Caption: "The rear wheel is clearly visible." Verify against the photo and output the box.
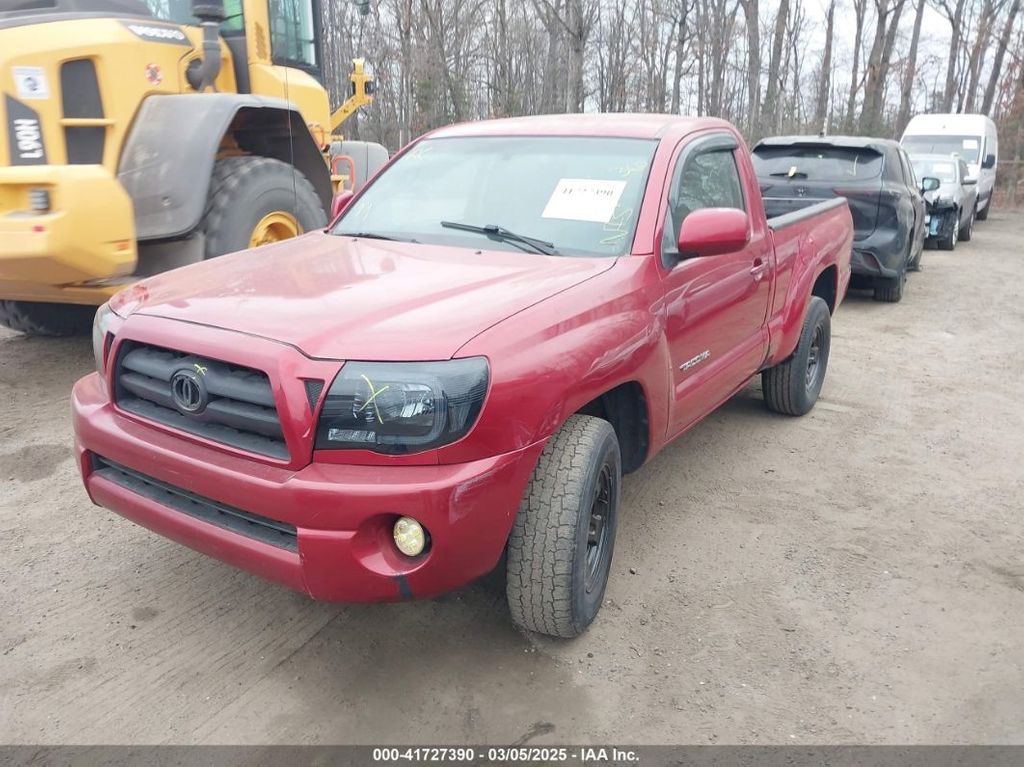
[873,268,905,302]
[506,415,621,638]
[200,156,327,258]
[762,297,831,416]
[0,300,94,336]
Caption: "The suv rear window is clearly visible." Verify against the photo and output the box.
[752,145,883,181]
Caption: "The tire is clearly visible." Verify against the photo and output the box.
[506,415,621,638]
[908,234,923,272]
[0,300,94,336]
[873,262,906,303]
[976,200,990,221]
[959,206,975,242]
[762,296,831,416]
[938,210,958,250]
[199,156,327,258]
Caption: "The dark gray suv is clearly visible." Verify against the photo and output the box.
[753,135,930,303]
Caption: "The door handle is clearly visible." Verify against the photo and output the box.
[750,257,768,279]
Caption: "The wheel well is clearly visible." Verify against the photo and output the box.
[223,107,332,215]
[574,381,649,474]
[812,265,838,314]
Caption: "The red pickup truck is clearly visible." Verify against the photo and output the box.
[73,115,852,638]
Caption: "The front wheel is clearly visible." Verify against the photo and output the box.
[506,415,621,638]
[938,211,959,251]
[0,300,94,336]
[762,296,831,416]
[976,200,990,221]
[199,156,328,258]
[959,206,975,242]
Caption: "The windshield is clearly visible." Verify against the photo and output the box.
[902,135,981,164]
[911,158,957,183]
[332,136,657,258]
[752,145,883,181]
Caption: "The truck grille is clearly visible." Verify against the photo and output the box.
[92,455,298,551]
[113,341,288,460]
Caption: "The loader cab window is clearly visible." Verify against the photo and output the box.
[268,0,320,73]
[140,0,243,33]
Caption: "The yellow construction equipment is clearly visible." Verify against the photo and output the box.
[0,0,382,334]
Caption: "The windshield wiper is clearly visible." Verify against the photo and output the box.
[769,171,809,179]
[345,232,418,243]
[440,221,558,255]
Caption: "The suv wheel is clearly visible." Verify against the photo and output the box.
[938,211,958,250]
[959,206,975,242]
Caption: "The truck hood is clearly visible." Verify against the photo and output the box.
[119,232,616,360]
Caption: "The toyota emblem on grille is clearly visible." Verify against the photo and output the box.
[171,369,208,414]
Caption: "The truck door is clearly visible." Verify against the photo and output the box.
[659,133,773,437]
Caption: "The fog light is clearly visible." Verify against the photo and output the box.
[28,188,50,213]
[393,516,426,557]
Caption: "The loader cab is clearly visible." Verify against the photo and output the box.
[139,0,324,90]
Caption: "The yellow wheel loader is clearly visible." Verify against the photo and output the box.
[0,0,385,335]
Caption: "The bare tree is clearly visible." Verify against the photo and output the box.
[813,0,835,132]
[982,0,1021,112]
[845,0,869,130]
[896,0,927,135]
[738,0,760,133]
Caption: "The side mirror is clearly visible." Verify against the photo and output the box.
[677,208,750,259]
[921,177,941,193]
[963,176,978,186]
[982,153,996,170]
[330,190,354,221]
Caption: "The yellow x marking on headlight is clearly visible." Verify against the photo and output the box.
[358,374,390,424]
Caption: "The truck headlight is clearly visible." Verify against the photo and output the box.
[92,302,118,375]
[315,358,489,454]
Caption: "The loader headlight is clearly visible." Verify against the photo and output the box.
[92,302,118,375]
[315,358,489,454]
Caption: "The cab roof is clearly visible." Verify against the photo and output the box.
[428,113,735,141]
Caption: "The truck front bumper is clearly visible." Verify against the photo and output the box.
[72,372,544,602]
[0,165,136,303]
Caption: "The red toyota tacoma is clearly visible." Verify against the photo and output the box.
[73,115,852,638]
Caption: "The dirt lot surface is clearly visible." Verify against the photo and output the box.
[1,215,1022,746]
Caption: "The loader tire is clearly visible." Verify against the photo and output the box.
[200,156,327,258]
[506,415,621,638]
[0,300,94,337]
[762,296,831,416]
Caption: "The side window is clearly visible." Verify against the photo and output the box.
[268,0,318,69]
[661,147,745,255]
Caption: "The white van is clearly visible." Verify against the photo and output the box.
[901,113,998,220]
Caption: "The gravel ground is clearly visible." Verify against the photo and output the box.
[1,214,1022,745]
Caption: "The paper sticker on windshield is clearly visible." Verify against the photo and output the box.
[932,162,955,174]
[13,67,49,100]
[542,179,627,223]
[962,139,979,149]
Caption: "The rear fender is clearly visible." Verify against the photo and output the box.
[118,94,331,241]
[766,202,851,367]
